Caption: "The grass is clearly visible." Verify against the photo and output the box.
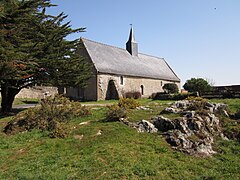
[0,98,240,179]
[210,98,240,113]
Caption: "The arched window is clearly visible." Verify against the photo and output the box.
[120,76,123,85]
[140,85,144,95]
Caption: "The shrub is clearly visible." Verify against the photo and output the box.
[152,92,192,100]
[124,91,141,99]
[3,95,91,138]
[106,104,127,121]
[152,92,172,100]
[118,98,140,109]
[172,93,190,100]
[186,96,208,112]
[163,83,179,94]
[106,98,140,121]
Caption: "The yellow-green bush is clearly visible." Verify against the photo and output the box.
[118,98,140,110]
[106,98,139,121]
[186,96,207,111]
[106,104,127,122]
[3,95,91,138]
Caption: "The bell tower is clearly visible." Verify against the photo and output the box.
[126,25,138,56]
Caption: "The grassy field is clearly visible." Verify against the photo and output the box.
[0,98,240,179]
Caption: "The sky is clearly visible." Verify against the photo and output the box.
[48,0,240,87]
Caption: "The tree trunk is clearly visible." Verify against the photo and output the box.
[1,83,20,114]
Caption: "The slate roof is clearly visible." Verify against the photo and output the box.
[81,38,180,82]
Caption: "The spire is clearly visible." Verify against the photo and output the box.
[128,25,136,42]
[126,25,138,56]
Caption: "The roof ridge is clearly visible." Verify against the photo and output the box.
[80,37,127,52]
[80,37,164,60]
[138,52,164,59]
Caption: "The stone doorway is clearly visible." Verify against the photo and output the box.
[106,80,119,100]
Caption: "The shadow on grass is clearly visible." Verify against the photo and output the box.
[21,100,39,104]
[0,108,26,118]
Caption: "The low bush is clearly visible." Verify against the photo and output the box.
[124,91,141,99]
[118,98,140,109]
[3,95,91,138]
[106,104,127,122]
[186,96,207,111]
[106,98,139,121]
[152,92,172,100]
[152,92,192,100]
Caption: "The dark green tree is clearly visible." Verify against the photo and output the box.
[183,78,212,95]
[0,0,91,113]
[163,83,179,94]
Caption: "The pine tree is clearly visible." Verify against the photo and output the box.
[0,0,91,113]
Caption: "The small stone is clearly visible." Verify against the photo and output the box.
[96,130,102,136]
[79,121,89,126]
[74,135,84,140]
[136,106,151,110]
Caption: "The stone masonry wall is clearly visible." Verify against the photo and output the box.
[97,73,181,100]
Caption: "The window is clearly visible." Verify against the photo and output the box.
[161,81,163,87]
[120,76,123,85]
[140,85,144,95]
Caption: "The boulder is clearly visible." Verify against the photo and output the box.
[153,116,176,132]
[137,120,158,133]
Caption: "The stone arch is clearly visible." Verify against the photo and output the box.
[106,80,119,100]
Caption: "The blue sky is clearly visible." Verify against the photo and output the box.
[48,0,240,87]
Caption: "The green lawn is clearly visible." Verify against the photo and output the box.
[0,99,240,179]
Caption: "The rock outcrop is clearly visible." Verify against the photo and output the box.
[157,100,229,156]
[122,99,229,157]
[154,100,229,156]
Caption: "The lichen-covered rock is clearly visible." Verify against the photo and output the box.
[120,118,157,133]
[137,120,158,133]
[153,116,176,132]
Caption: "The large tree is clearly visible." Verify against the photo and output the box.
[0,0,91,113]
[183,78,212,95]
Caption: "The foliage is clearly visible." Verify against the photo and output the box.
[106,98,140,121]
[162,83,179,94]
[183,78,212,94]
[186,96,208,104]
[186,96,208,114]
[152,92,193,100]
[0,0,91,113]
[124,91,141,99]
[106,104,127,122]
[3,95,91,137]
[118,98,140,109]
[221,117,240,141]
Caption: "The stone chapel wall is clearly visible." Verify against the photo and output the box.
[97,73,181,100]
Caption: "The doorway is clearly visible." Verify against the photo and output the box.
[106,80,119,100]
